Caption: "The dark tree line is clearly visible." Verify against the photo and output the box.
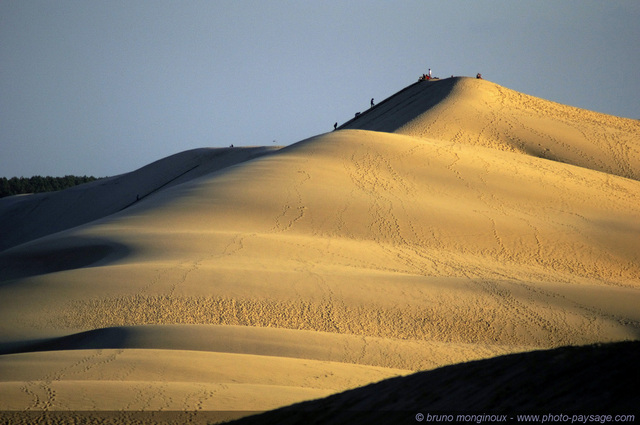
[0,175,100,198]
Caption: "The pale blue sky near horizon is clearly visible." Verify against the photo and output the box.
[2,0,639,178]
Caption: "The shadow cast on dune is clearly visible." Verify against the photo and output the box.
[0,236,132,284]
[338,78,457,133]
[0,326,132,355]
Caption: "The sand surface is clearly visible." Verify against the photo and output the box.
[1,77,639,422]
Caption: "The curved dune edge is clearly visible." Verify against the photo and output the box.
[0,236,131,282]
[0,324,529,371]
[0,348,409,411]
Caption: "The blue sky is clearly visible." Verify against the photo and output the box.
[2,0,639,177]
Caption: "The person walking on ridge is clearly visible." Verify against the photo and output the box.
[371,98,375,108]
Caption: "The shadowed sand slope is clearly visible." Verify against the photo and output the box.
[342,77,640,181]
[1,79,639,421]
[228,341,640,425]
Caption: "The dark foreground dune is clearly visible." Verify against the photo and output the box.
[229,341,640,425]
[2,341,634,425]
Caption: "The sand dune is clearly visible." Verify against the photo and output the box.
[1,77,638,422]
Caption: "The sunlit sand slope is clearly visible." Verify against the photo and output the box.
[1,80,639,419]
[0,348,405,414]
[342,77,640,181]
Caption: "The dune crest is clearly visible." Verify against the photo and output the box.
[343,77,640,180]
